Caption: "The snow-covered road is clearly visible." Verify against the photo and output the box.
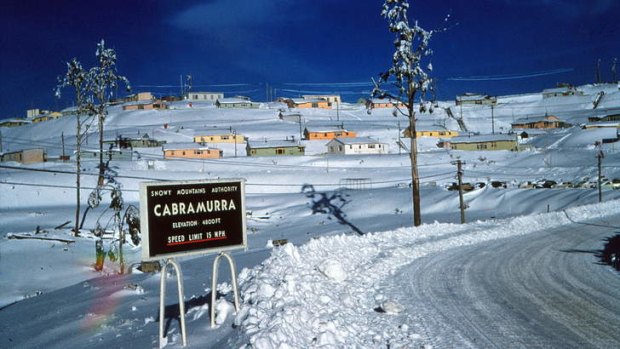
[392,214,620,348]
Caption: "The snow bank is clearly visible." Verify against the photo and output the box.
[232,199,620,348]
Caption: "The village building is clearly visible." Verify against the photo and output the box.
[163,143,223,159]
[32,112,62,123]
[441,134,519,151]
[193,131,246,144]
[103,134,166,149]
[365,98,405,109]
[455,93,497,106]
[278,112,302,122]
[185,92,224,102]
[279,98,330,109]
[303,126,357,140]
[327,137,388,155]
[215,97,260,109]
[1,148,46,164]
[122,100,168,111]
[0,118,31,127]
[403,125,459,138]
[79,148,137,161]
[302,95,342,106]
[587,113,620,123]
[581,121,620,129]
[511,115,571,129]
[542,86,582,98]
[246,140,305,157]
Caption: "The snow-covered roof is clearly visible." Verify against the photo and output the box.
[163,142,211,151]
[447,134,516,144]
[328,137,385,145]
[217,98,254,104]
[512,115,560,124]
[247,140,304,149]
[305,126,350,133]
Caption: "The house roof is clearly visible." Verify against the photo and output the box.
[327,137,385,145]
[417,125,453,132]
[304,126,350,133]
[217,98,254,104]
[513,115,561,124]
[446,134,516,144]
[163,142,212,151]
[247,140,304,149]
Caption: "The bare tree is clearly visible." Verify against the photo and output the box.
[56,59,93,237]
[87,40,130,187]
[370,0,444,226]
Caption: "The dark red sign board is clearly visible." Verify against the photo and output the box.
[139,179,246,261]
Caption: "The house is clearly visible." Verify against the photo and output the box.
[581,121,620,129]
[126,92,154,102]
[304,126,357,140]
[79,148,136,161]
[279,98,330,109]
[278,112,302,122]
[1,148,46,164]
[365,98,405,109]
[403,125,459,138]
[215,97,260,109]
[511,115,570,129]
[455,93,497,106]
[302,95,341,106]
[587,113,620,122]
[327,137,388,155]
[193,131,246,144]
[441,134,519,151]
[163,143,223,159]
[32,112,62,123]
[122,100,168,111]
[0,118,31,127]
[246,140,305,157]
[542,86,582,98]
[60,107,79,117]
[103,134,166,149]
[185,92,224,101]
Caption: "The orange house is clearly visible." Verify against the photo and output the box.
[163,143,222,159]
[303,126,357,140]
[280,98,330,109]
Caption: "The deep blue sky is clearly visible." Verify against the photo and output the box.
[1,0,619,118]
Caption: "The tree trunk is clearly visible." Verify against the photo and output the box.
[75,114,82,237]
[97,112,105,186]
[408,112,422,227]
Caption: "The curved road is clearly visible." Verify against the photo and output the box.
[394,216,620,348]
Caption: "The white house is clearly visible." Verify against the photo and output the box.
[326,137,388,155]
[185,92,224,101]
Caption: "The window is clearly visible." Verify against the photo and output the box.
[368,144,375,149]
[276,148,285,155]
[194,150,202,155]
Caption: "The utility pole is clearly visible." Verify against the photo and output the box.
[61,132,66,160]
[597,143,604,203]
[596,59,602,84]
[0,129,3,153]
[491,104,495,135]
[452,160,466,224]
[398,120,402,155]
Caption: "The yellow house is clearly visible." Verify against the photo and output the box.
[163,143,223,159]
[403,125,459,138]
[193,131,246,144]
[32,112,62,123]
[365,98,405,109]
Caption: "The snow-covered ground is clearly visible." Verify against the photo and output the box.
[1,83,620,347]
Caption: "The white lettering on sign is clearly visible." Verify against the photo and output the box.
[177,188,206,195]
[212,186,238,193]
[167,235,185,244]
[172,220,198,229]
[202,218,222,225]
[151,189,172,197]
[153,199,237,217]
